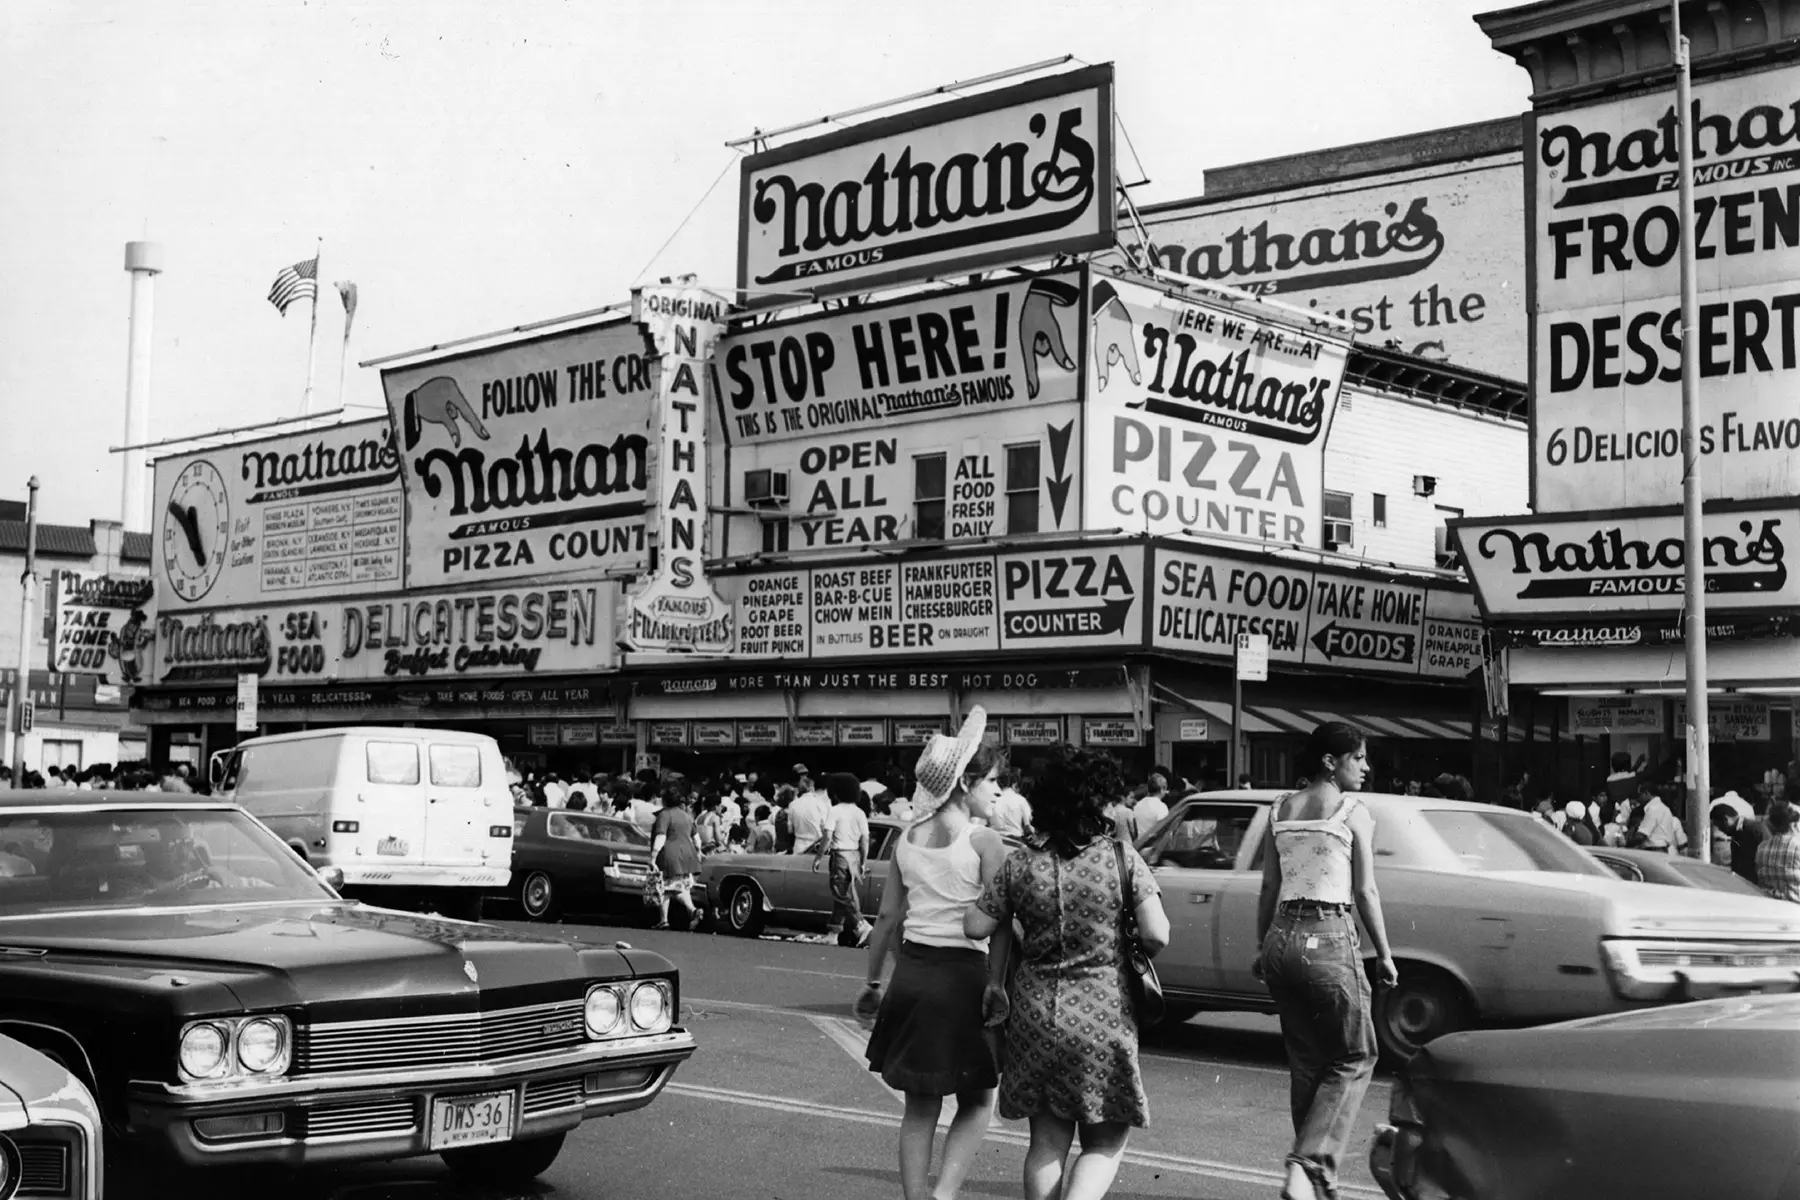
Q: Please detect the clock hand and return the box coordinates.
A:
[167,501,207,568]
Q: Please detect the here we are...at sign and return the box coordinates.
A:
[737,65,1114,301]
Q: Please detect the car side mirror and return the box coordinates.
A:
[318,865,345,892]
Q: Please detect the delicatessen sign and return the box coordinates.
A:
[738,66,1114,298]
[1082,275,1350,548]
[338,585,615,680]
[1533,62,1800,509]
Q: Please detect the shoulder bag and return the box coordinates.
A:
[1113,838,1164,1027]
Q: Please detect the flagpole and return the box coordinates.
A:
[336,300,350,410]
[302,237,322,416]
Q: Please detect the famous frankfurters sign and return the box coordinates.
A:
[1082,274,1351,548]
[738,65,1114,300]
[1533,62,1800,509]
[379,318,653,589]
[1452,503,1800,618]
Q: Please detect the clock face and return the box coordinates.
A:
[162,459,231,603]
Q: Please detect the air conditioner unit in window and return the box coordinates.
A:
[1435,525,1461,568]
[1324,520,1354,550]
[744,469,790,509]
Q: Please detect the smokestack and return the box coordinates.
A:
[121,240,164,533]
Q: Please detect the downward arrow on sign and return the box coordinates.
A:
[1045,420,1074,528]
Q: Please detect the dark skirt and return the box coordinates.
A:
[866,941,997,1096]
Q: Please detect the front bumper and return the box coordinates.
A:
[126,1029,695,1167]
[1600,939,1800,1002]
[336,864,511,889]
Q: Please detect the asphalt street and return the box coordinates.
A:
[130,914,1391,1200]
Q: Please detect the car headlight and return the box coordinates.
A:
[0,1131,20,1200]
[179,1022,230,1080]
[236,1017,289,1074]
[585,985,624,1037]
[629,981,671,1033]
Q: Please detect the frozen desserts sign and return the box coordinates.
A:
[625,282,735,654]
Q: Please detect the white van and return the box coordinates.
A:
[210,726,513,914]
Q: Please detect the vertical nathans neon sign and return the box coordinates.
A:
[624,282,736,653]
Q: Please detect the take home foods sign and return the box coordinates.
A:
[738,65,1114,300]
[1453,504,1800,618]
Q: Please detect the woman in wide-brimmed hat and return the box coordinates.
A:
[857,707,1007,1200]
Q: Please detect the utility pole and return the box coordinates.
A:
[8,477,39,783]
[1673,0,1712,860]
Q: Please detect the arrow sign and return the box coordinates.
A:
[1309,621,1417,666]
[1002,595,1135,641]
[1045,420,1074,528]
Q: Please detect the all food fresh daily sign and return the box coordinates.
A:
[738,66,1114,299]
[1533,62,1800,509]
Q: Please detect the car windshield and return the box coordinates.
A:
[1420,809,1615,876]
[1665,858,1769,896]
[0,807,334,916]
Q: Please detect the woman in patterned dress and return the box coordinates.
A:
[965,747,1170,1200]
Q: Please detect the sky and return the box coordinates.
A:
[0,0,1531,526]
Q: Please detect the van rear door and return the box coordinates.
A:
[357,737,428,873]
[421,740,488,869]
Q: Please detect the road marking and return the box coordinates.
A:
[754,965,868,980]
[662,1081,1382,1198]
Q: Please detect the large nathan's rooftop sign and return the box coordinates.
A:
[738,65,1115,300]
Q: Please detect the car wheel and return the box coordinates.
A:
[725,882,766,937]
[518,870,559,921]
[441,1131,566,1185]
[1375,964,1469,1063]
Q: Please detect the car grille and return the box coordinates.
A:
[296,999,588,1075]
[523,1077,584,1116]
[17,1140,70,1196]
[1637,947,1800,968]
[305,1098,419,1140]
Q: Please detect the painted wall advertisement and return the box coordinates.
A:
[996,543,1144,651]
[1082,275,1351,548]
[51,572,156,685]
[738,66,1114,299]
[1151,545,1479,678]
[380,319,652,590]
[1533,63,1800,509]
[1140,155,1524,376]
[153,418,402,610]
[623,282,735,654]
[153,605,333,686]
[1453,504,1800,617]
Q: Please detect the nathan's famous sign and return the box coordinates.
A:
[380,319,652,589]
[738,65,1114,300]
[1453,503,1800,619]
[1533,62,1800,510]
[152,417,402,611]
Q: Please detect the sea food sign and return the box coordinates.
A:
[624,283,735,655]
[738,65,1114,299]
[52,572,156,684]
[1082,275,1350,547]
[380,319,652,589]
[1533,62,1800,509]
[1453,504,1800,618]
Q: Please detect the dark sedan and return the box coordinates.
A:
[1589,845,1771,895]
[0,791,696,1185]
[1371,994,1800,1200]
[499,808,657,922]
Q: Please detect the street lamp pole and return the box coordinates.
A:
[1672,1,1712,860]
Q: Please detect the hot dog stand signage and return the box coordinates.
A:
[1082,274,1351,548]
[1151,545,1479,679]
[996,544,1144,650]
[153,417,402,609]
[738,66,1114,299]
[380,318,652,590]
[1453,504,1800,617]
[52,572,156,685]
[1532,62,1800,510]
[623,282,735,655]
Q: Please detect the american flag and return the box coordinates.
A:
[267,256,319,316]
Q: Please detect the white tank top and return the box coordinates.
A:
[1271,793,1360,905]
[895,825,987,950]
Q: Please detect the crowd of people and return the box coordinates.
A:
[0,760,202,792]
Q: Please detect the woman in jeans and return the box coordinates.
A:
[1255,722,1396,1200]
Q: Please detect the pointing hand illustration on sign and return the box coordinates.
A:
[1089,280,1141,394]
[1018,277,1079,399]
[402,376,491,450]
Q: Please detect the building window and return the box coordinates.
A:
[1005,443,1040,534]
[1323,491,1353,550]
[914,454,947,540]
[40,740,82,772]
[1323,491,1353,521]
[760,517,789,554]
[1372,493,1387,528]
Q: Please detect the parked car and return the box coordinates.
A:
[499,807,657,921]
[209,727,516,918]
[0,790,696,1185]
[0,1032,103,1199]
[1589,845,1770,895]
[1370,994,1800,1200]
[701,817,905,936]
[1141,790,1800,1061]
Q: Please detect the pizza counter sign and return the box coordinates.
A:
[996,544,1144,650]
